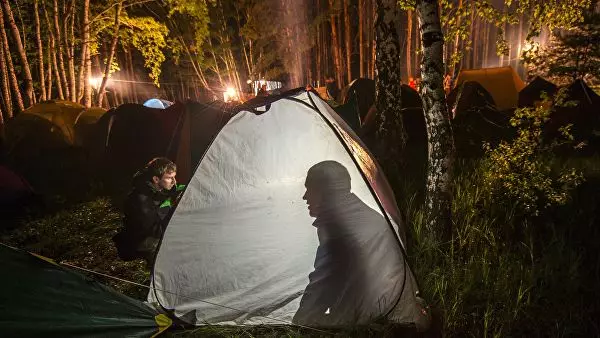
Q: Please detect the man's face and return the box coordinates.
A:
[303,181,323,218]
[153,170,176,191]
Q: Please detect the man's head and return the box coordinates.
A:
[303,161,351,217]
[145,157,177,191]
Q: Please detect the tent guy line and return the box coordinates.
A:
[58,259,332,334]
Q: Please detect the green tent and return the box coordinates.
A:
[0,244,171,337]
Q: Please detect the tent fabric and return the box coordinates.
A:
[455,66,525,110]
[0,243,170,337]
[172,101,232,182]
[546,79,600,149]
[447,81,496,118]
[93,103,187,186]
[18,100,107,145]
[144,98,174,109]
[149,89,426,329]
[518,76,558,107]
[341,78,376,122]
[93,101,231,188]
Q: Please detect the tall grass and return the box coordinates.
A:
[403,158,600,337]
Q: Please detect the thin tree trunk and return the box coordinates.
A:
[370,0,376,79]
[329,0,343,89]
[34,0,46,101]
[358,0,364,78]
[344,0,352,83]
[1,0,35,107]
[77,0,89,103]
[0,5,24,113]
[53,0,69,100]
[483,21,490,68]
[98,3,122,107]
[465,4,475,69]
[0,32,12,115]
[43,1,63,100]
[374,0,405,162]
[499,4,507,67]
[450,0,463,76]
[417,0,454,242]
[65,0,76,102]
[46,43,53,99]
[473,15,479,69]
[316,0,322,84]
[517,13,524,77]
[407,9,413,79]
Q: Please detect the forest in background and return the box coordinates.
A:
[0,0,594,120]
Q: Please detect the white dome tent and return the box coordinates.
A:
[149,89,428,329]
[143,98,173,109]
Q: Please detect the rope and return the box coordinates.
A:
[58,261,330,334]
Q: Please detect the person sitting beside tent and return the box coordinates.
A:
[257,84,269,96]
[325,75,340,103]
[293,161,403,326]
[113,157,185,264]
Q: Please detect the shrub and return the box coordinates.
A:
[481,90,583,216]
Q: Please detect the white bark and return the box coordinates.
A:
[417,0,454,241]
[374,0,405,161]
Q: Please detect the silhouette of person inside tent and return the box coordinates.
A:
[293,161,405,326]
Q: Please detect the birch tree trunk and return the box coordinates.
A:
[1,0,35,106]
[343,0,352,83]
[0,33,12,115]
[79,0,91,106]
[53,0,69,100]
[97,3,122,107]
[34,0,46,101]
[417,0,454,242]
[374,0,405,163]
[0,5,24,113]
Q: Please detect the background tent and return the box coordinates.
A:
[144,98,174,109]
[341,78,376,123]
[0,243,170,337]
[546,80,600,153]
[518,76,558,108]
[4,101,106,197]
[8,100,107,146]
[93,101,231,190]
[454,66,525,110]
[92,103,186,189]
[149,89,428,329]
[447,81,496,118]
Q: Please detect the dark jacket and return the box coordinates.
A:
[114,172,182,261]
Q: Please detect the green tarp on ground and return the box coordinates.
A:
[0,244,170,337]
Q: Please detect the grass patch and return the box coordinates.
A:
[403,158,600,336]
[1,197,149,299]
